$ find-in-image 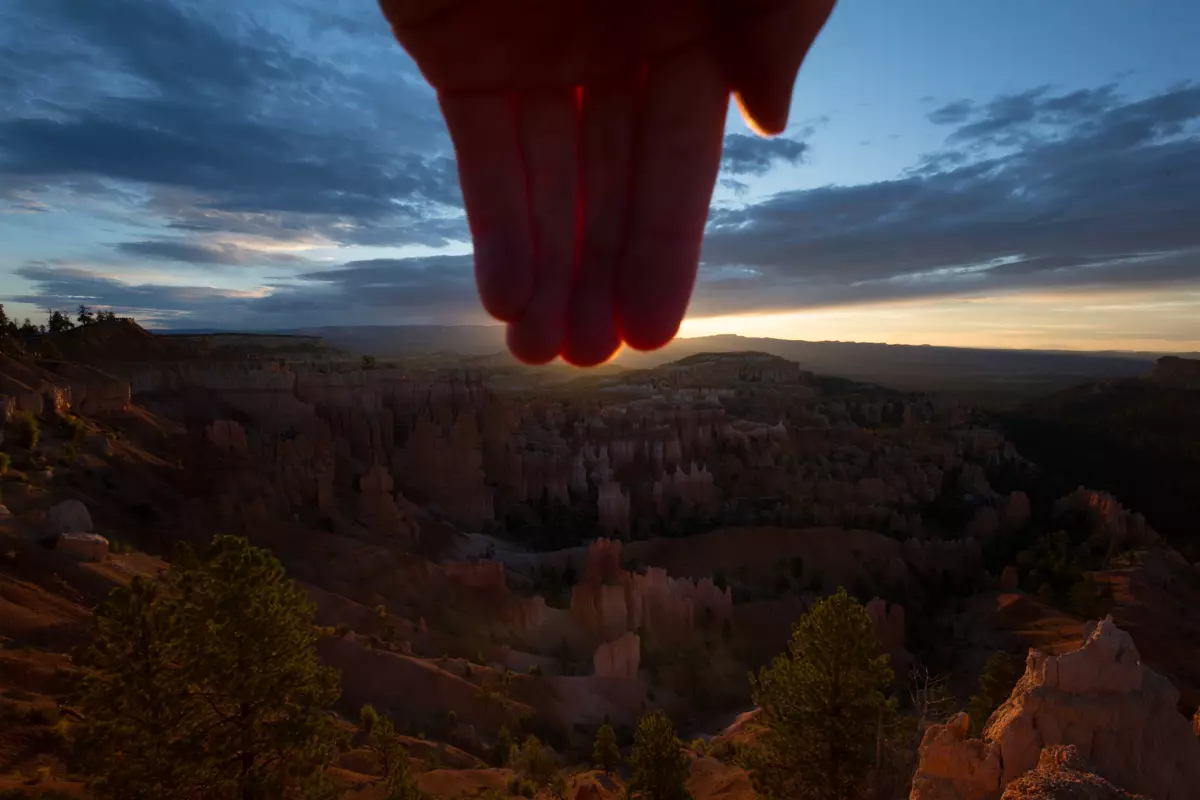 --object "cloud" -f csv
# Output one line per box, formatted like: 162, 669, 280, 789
0, 0, 460, 249
720, 133, 808, 176
693, 83, 1200, 316
114, 239, 313, 266
12, 255, 487, 328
